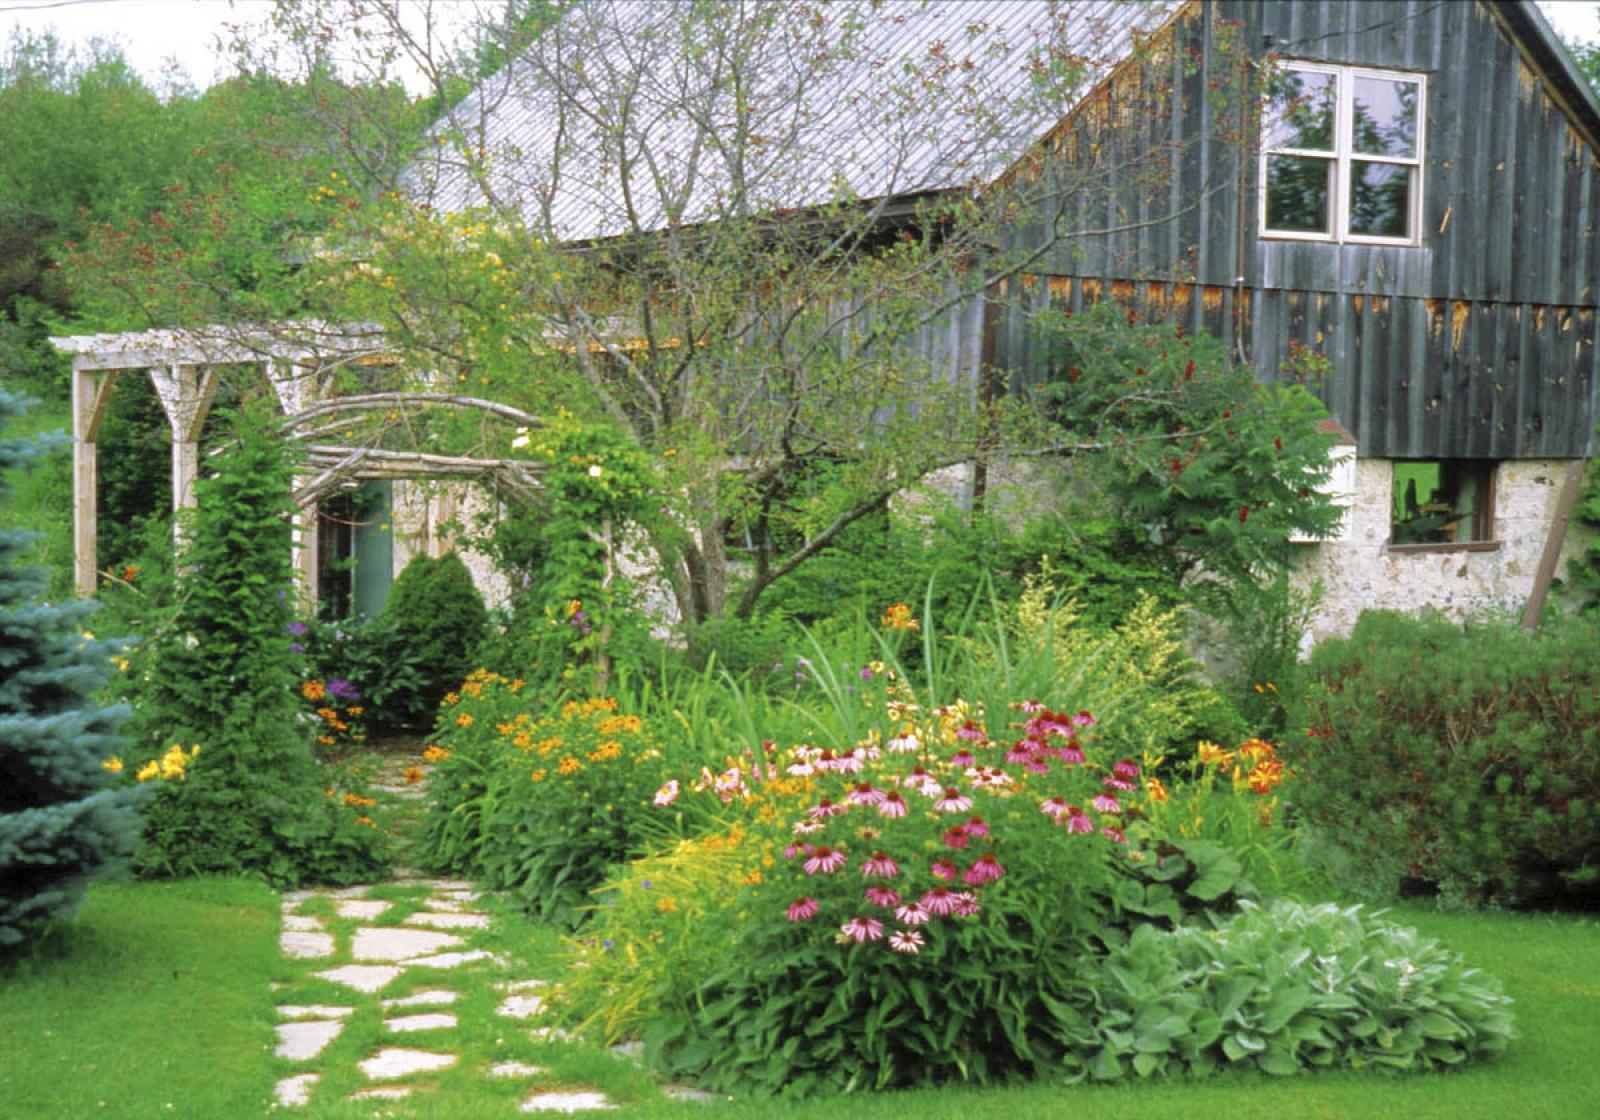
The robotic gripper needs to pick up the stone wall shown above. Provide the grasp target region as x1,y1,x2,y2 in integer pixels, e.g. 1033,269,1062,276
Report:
390,481,512,609
1291,458,1589,643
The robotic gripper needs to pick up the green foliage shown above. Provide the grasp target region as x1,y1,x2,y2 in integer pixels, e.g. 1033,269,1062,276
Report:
291,613,429,740
1035,302,1339,590
1287,610,1600,906
0,389,141,949
1209,568,1319,739
1566,450,1600,612
379,551,489,730
1088,899,1514,1080
422,680,717,927
118,404,385,885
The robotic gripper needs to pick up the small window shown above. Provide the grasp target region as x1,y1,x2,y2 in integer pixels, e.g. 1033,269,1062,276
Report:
1390,461,1495,547
1261,63,1425,245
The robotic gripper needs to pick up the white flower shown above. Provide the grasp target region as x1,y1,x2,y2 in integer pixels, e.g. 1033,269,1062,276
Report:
587,464,603,478
511,433,530,450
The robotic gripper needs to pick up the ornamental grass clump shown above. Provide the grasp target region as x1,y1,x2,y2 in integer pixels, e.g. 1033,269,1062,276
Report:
421,672,719,925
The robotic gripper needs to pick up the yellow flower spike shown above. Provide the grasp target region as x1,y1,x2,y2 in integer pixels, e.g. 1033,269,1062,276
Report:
135,761,159,783
102,756,123,773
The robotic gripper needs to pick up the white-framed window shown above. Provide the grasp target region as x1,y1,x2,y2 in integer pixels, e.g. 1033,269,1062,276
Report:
1260,62,1425,245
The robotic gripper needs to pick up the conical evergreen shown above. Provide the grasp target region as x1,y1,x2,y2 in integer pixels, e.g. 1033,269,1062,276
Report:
0,389,140,950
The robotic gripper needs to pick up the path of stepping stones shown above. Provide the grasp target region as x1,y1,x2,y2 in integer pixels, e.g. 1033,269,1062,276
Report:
271,877,640,1113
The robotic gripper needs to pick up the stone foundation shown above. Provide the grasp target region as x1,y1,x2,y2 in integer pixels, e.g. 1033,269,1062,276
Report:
1292,458,1589,643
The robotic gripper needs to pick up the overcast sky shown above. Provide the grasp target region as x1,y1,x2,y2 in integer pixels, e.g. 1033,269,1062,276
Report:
2,0,1599,93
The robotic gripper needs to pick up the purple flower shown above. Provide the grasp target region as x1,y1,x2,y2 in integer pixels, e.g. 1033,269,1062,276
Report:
289,643,305,654
286,621,309,636
327,678,360,702
859,667,873,680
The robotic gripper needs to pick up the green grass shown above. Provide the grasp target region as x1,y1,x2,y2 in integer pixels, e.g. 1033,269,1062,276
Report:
3,881,1595,1120
0,876,281,1119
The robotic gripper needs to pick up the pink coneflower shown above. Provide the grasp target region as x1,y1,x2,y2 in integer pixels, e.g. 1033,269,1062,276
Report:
653,779,680,807
941,826,970,850
1064,808,1094,833
1025,757,1051,775
808,798,847,819
949,749,977,768
962,816,989,838
920,887,957,916
792,818,824,835
1059,742,1086,765
951,891,981,917
895,902,931,926
955,721,985,741
962,854,1005,885
1017,699,1046,714
930,858,959,881
846,782,884,806
865,885,900,907
933,787,973,813
969,766,1012,789
1103,825,1127,844
886,733,921,754
1112,758,1140,780
787,761,815,777
804,846,847,875
839,916,884,943
877,791,909,818
1073,710,1097,728
786,896,818,922
1040,797,1070,819
888,929,925,954
1102,774,1136,792
782,841,813,860
1091,793,1121,814
860,852,900,878
833,750,866,774
1005,741,1039,765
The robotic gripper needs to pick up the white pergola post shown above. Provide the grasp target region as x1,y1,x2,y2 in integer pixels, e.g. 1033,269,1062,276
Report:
70,362,119,598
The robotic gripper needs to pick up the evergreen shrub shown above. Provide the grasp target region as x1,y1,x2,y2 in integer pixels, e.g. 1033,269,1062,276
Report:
379,551,488,729
119,405,386,884
0,390,142,949
1288,610,1600,905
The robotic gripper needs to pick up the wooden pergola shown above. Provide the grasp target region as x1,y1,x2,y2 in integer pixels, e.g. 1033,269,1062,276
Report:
50,323,544,600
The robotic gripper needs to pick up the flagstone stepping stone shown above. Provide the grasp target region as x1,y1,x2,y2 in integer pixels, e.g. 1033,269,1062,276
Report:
422,898,470,913
438,888,483,901
382,989,460,1010
351,926,464,962
489,1061,549,1078
358,1048,458,1079
276,1004,354,1020
281,890,317,908
406,949,503,970
414,878,476,891
314,964,406,994
334,898,392,921
329,886,371,899
281,914,324,932
661,1083,717,1104
495,979,548,993
497,994,546,1019
384,1012,458,1034
405,910,490,930
280,930,336,959
273,1073,319,1108
275,1020,344,1061
350,1085,413,1100
520,1089,615,1113
608,1040,644,1064
529,1026,574,1044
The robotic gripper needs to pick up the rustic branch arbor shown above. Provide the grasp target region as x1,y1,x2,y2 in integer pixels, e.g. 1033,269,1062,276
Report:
50,324,544,602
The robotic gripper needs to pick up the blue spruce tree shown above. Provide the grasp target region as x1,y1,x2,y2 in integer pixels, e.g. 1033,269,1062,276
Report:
0,389,140,950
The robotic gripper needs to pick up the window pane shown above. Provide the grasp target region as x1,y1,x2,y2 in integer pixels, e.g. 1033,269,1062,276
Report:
1265,154,1332,233
1349,161,1413,238
1352,76,1419,158
1392,461,1493,544
1263,67,1336,151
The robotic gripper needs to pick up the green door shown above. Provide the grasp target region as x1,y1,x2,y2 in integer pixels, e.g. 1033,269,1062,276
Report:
352,481,393,617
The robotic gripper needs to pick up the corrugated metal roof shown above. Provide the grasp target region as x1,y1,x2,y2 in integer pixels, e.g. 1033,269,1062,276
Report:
408,0,1181,240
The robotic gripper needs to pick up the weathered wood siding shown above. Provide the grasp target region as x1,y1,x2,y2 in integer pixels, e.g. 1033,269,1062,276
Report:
1010,0,1600,458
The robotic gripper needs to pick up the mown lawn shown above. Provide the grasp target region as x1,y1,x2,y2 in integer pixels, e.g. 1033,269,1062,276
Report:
2,880,1595,1119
